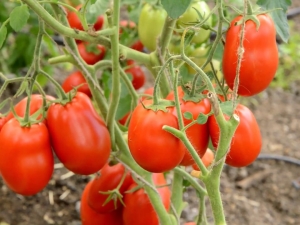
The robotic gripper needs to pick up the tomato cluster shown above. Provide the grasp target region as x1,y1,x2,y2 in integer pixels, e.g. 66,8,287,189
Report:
80,166,170,225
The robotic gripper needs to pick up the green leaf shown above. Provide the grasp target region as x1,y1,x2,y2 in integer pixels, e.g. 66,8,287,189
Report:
183,111,193,120
0,25,7,49
86,0,110,24
161,0,192,19
196,113,208,124
257,0,291,43
220,101,234,117
9,5,30,32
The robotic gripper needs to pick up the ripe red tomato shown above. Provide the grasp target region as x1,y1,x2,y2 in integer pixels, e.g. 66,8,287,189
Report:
0,116,8,132
62,71,92,97
166,87,211,166
223,14,278,96
88,163,133,213
192,148,214,171
130,40,144,52
125,64,145,90
81,181,124,225
119,112,130,126
78,42,106,65
0,119,54,195
208,104,262,167
67,5,104,31
128,99,184,173
122,173,171,225
47,92,111,175
6,94,55,122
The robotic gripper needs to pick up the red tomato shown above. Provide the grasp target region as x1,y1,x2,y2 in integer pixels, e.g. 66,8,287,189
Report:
208,104,262,167
125,65,146,90
81,181,124,225
119,112,130,126
0,119,54,196
120,20,136,30
223,14,278,96
184,223,196,225
47,92,111,175
128,99,184,172
166,87,211,166
0,116,8,132
6,94,55,122
130,40,144,52
88,163,133,213
122,173,171,225
192,148,214,171
78,42,106,65
62,71,92,97
67,5,104,31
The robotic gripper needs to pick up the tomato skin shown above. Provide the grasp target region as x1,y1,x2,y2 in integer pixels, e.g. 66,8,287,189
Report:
128,100,184,172
0,116,8,132
0,119,54,196
62,71,92,97
122,173,171,225
192,148,214,170
47,92,111,175
78,42,106,65
6,94,55,122
88,163,134,213
130,40,144,52
208,104,262,167
223,14,278,96
184,223,196,225
125,65,146,90
81,181,124,225
166,87,211,166
138,3,167,52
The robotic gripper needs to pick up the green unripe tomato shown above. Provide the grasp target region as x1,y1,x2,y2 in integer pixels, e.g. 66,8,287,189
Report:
138,3,167,52
177,1,212,44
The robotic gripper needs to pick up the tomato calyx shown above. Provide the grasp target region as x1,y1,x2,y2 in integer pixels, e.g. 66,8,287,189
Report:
98,188,125,209
234,14,261,31
141,99,175,113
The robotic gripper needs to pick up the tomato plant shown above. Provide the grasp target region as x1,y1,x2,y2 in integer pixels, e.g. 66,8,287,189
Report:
47,92,111,175
0,119,54,196
77,42,106,65
209,104,262,167
88,163,133,213
122,173,171,225
128,100,184,173
62,71,92,97
80,181,124,225
223,14,278,96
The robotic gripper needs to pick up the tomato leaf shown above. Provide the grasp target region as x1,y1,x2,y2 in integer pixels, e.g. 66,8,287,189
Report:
220,101,234,116
0,25,7,49
9,5,30,32
86,0,109,24
161,0,192,19
196,113,208,124
183,111,193,120
257,0,291,43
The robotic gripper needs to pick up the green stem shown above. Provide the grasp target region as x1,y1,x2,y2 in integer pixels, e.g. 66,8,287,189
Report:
197,194,208,225
170,170,183,221
48,55,75,65
159,16,176,58
119,67,139,106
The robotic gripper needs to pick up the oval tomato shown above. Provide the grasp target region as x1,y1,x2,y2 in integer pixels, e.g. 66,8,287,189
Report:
6,94,55,122
192,148,214,170
166,87,211,166
130,40,144,52
88,163,133,213
47,92,111,175
128,100,184,172
122,173,171,225
0,116,8,132
208,104,262,167
78,42,106,65
223,14,278,96
138,3,167,52
125,65,146,90
177,1,212,44
0,119,54,195
81,181,124,225
62,71,92,97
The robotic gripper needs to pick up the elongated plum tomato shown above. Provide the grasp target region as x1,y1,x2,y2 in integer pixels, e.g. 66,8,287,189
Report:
128,99,184,173
125,64,145,90
88,163,133,213
6,94,55,122
78,42,106,65
223,14,278,96
166,87,211,166
122,173,171,225
80,181,123,225
0,119,54,196
47,92,111,175
62,71,92,97
208,104,262,167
